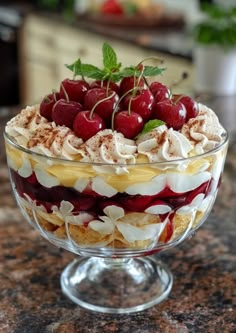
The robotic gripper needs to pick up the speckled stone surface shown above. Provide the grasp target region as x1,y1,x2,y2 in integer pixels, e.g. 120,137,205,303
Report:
0,104,236,333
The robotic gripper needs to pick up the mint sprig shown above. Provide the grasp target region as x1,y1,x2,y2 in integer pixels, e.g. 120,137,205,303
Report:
136,119,165,138
102,42,121,71
65,42,166,82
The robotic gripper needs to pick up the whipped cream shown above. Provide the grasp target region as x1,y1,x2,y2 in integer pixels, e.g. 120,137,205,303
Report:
181,104,225,154
77,129,137,164
137,124,193,162
5,103,226,164
6,105,83,160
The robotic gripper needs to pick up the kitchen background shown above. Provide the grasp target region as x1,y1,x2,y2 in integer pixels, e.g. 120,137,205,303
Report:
0,0,233,107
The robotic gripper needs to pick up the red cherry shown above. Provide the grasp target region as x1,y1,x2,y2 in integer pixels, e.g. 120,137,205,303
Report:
149,82,171,102
100,0,124,15
186,180,210,204
90,80,120,95
60,79,89,104
73,110,106,141
26,173,38,185
172,94,199,121
119,76,145,96
152,99,186,130
120,195,153,212
114,110,144,139
122,89,154,121
52,99,83,129
70,195,97,212
39,92,60,121
84,88,119,124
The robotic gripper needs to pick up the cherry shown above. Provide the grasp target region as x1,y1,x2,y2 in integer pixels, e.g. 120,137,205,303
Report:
90,80,120,95
114,110,144,139
84,87,119,124
73,111,105,141
149,82,171,102
52,99,83,129
186,180,210,204
60,79,89,104
120,195,153,212
119,76,145,96
152,99,186,130
70,195,97,212
122,89,154,121
39,92,60,121
172,94,199,121
26,173,38,185
100,0,124,15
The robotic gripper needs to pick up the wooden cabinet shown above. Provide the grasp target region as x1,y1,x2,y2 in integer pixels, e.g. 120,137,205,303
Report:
20,13,193,105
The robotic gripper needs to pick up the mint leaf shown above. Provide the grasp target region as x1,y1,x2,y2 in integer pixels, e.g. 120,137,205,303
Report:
109,71,124,82
120,65,166,78
120,66,138,77
137,119,165,138
143,66,166,77
102,42,118,70
66,60,104,79
65,58,82,77
79,64,103,78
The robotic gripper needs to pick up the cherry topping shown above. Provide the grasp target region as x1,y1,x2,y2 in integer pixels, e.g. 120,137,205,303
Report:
84,87,119,125
172,94,199,121
39,92,60,121
120,195,153,212
152,99,186,130
73,111,105,141
60,79,89,104
119,76,145,96
52,99,83,129
122,89,154,122
114,110,144,139
149,82,171,102
90,80,120,95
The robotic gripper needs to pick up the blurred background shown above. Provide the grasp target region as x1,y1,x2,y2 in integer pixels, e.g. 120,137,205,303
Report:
0,0,235,107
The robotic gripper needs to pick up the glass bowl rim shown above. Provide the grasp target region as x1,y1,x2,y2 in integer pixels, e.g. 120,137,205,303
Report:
4,130,229,167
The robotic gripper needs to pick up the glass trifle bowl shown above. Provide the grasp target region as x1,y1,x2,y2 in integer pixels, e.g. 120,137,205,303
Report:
4,123,228,314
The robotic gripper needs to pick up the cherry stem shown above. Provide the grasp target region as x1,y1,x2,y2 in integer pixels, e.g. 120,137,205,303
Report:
89,91,116,120
106,79,111,97
111,86,141,130
52,89,58,102
173,94,184,105
60,83,69,102
136,64,144,91
136,56,164,89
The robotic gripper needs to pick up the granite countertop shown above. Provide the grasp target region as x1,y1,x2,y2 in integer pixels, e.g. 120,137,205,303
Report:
0,97,236,333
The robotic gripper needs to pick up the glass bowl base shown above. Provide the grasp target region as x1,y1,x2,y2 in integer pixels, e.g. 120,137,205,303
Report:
60,256,173,314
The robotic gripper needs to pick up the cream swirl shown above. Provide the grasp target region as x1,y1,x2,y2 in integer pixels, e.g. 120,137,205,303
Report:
137,125,193,162
6,105,83,160
181,103,225,154
5,105,48,146
77,129,137,164
29,126,83,160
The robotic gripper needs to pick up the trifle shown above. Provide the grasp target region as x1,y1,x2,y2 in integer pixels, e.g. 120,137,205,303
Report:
4,43,228,313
